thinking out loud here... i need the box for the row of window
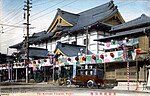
[60,39,88,45]
[104,44,138,52]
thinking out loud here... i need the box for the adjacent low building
[94,14,150,87]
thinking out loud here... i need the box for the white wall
[77,34,85,45]
[51,41,56,52]
[30,30,105,55]
[89,31,97,54]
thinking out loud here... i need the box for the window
[83,39,89,45]
[84,39,86,45]
[72,41,76,45]
[59,18,62,23]
[80,70,84,76]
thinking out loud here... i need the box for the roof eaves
[94,27,150,42]
[47,10,59,32]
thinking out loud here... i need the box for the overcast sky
[0,0,149,54]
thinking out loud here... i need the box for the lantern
[33,61,36,64]
[22,63,25,66]
[100,54,104,59]
[92,55,96,60]
[75,56,79,61]
[82,57,86,61]
[16,64,19,66]
[2,65,5,67]
[38,60,41,63]
[136,49,141,54]
[27,60,31,64]
[110,53,114,57]
[44,59,47,62]
[55,58,58,61]
[67,58,71,61]
[5,64,7,67]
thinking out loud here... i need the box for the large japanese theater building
[1,1,125,82]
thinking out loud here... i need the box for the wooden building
[94,14,150,82]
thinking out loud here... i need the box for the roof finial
[57,8,61,11]
[110,0,114,3]
[109,0,114,5]
[141,14,146,17]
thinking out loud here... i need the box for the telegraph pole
[122,44,130,90]
[86,26,90,55]
[23,0,32,83]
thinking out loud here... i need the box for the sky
[0,0,149,55]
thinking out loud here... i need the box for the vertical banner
[49,55,53,64]
[73,62,76,78]
[147,69,150,87]
[33,61,37,71]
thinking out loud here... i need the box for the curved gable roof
[47,1,123,33]
[57,8,79,25]
[47,9,78,32]
[64,1,120,32]
[70,2,118,31]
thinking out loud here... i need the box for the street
[0,83,150,96]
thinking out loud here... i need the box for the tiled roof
[9,42,24,49]
[55,42,93,57]
[9,31,55,49]
[31,31,54,44]
[29,47,49,58]
[57,8,79,26]
[56,1,118,32]
[111,14,150,32]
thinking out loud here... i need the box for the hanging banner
[147,69,150,87]
[33,61,37,71]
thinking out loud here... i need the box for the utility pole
[122,44,130,90]
[23,0,32,83]
[85,26,89,55]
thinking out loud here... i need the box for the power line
[31,0,78,21]
[31,0,66,18]
[116,0,135,7]
[0,36,23,43]
[0,1,24,32]
[1,0,15,11]
[0,23,35,29]
[2,0,76,33]
[2,20,25,32]
[32,0,51,7]
[1,0,53,32]
[32,0,40,4]
[2,8,23,24]
[1,1,23,22]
